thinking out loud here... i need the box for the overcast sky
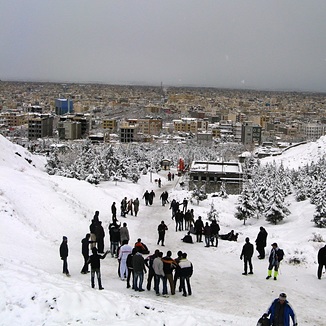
[1,0,326,92]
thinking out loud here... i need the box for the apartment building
[28,115,54,139]
[126,118,162,136]
[241,122,262,145]
[119,121,139,143]
[173,118,208,134]
[57,121,81,140]
[0,112,27,127]
[102,118,118,131]
[59,114,90,136]
[301,123,326,140]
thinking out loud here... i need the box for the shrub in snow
[309,232,324,242]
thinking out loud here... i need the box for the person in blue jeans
[152,251,168,296]
[178,252,193,297]
[132,247,146,291]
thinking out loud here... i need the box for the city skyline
[1,1,326,92]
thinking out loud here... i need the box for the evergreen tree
[264,183,290,224]
[235,180,256,225]
[207,201,219,221]
[313,189,326,228]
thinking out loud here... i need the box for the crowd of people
[57,171,326,325]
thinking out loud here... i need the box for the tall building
[55,99,73,115]
[57,121,81,140]
[241,122,262,145]
[28,114,54,139]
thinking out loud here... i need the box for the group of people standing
[116,197,140,218]
[144,249,193,297]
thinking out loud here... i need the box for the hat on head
[63,236,67,240]
[279,293,287,300]
[271,242,278,247]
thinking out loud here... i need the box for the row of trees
[234,157,326,227]
[45,140,244,184]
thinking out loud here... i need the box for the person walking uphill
[88,247,109,290]
[133,198,140,217]
[262,293,297,326]
[240,237,254,275]
[157,221,168,246]
[143,190,150,206]
[317,244,326,279]
[59,236,70,276]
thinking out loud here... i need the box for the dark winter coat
[256,228,268,247]
[81,237,91,256]
[318,245,326,264]
[133,252,146,273]
[240,242,254,259]
[88,252,107,269]
[111,203,117,216]
[133,199,140,212]
[267,298,297,326]
[162,256,176,274]
[194,219,204,233]
[96,224,105,240]
[109,224,121,242]
[210,221,220,235]
[158,223,168,234]
[60,242,68,259]
[126,252,134,269]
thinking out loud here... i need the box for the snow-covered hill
[0,134,325,325]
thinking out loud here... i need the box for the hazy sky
[1,0,326,92]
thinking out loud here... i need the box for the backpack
[277,248,284,261]
[256,316,270,326]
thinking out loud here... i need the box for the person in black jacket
[162,250,176,295]
[88,247,109,290]
[210,219,220,247]
[109,218,120,258]
[317,244,326,279]
[240,237,254,275]
[59,236,70,276]
[81,233,93,274]
[255,226,268,259]
[194,216,204,242]
[157,221,168,246]
[126,248,136,289]
[111,202,117,220]
[96,221,105,253]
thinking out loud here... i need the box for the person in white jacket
[118,240,132,280]
[152,252,168,296]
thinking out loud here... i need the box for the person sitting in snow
[134,238,150,254]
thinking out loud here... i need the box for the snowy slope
[0,134,325,326]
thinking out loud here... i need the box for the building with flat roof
[28,114,54,139]
[189,160,243,194]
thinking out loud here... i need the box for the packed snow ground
[0,134,326,326]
